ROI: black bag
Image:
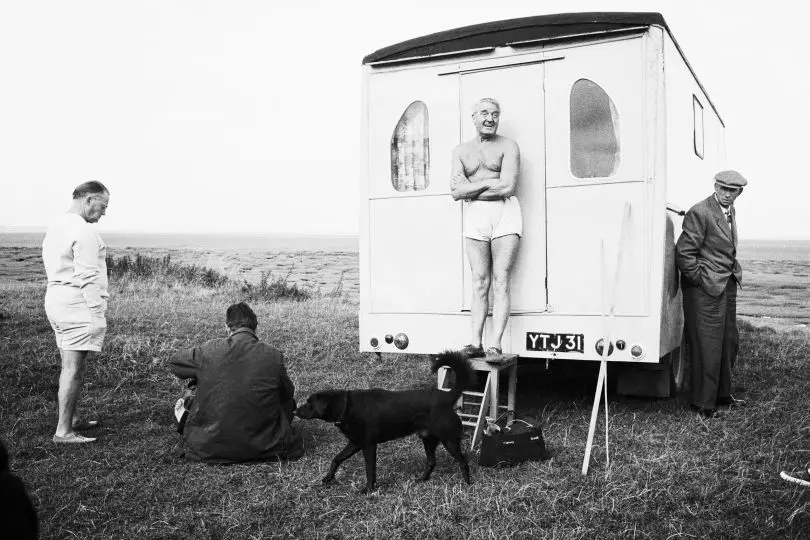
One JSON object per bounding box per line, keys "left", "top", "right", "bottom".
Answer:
{"left": 479, "top": 414, "right": 550, "bottom": 467}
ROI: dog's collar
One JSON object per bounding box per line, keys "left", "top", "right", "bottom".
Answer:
{"left": 333, "top": 391, "right": 350, "bottom": 426}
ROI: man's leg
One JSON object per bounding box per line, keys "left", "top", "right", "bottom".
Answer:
{"left": 465, "top": 238, "right": 492, "bottom": 347}
{"left": 685, "top": 286, "right": 726, "bottom": 410}
{"left": 718, "top": 279, "right": 739, "bottom": 400}
{"left": 490, "top": 234, "right": 520, "bottom": 351}
{"left": 54, "top": 349, "right": 88, "bottom": 438}
{"left": 684, "top": 287, "right": 710, "bottom": 410}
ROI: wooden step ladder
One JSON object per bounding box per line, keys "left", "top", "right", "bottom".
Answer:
{"left": 437, "top": 354, "right": 518, "bottom": 449}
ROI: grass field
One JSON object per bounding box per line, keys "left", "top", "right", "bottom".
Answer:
{"left": 0, "top": 251, "right": 808, "bottom": 538}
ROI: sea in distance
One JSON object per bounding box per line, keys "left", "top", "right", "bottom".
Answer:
{"left": 2, "top": 230, "right": 809, "bottom": 260}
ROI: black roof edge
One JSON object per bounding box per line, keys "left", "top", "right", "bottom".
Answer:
{"left": 362, "top": 12, "right": 668, "bottom": 64}
{"left": 363, "top": 12, "right": 723, "bottom": 126}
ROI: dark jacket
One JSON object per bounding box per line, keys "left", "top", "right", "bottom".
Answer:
{"left": 169, "top": 328, "right": 303, "bottom": 463}
{"left": 675, "top": 194, "right": 742, "bottom": 296}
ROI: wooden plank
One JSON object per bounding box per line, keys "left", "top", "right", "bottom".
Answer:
{"left": 469, "top": 354, "right": 517, "bottom": 370}
{"left": 471, "top": 376, "right": 492, "bottom": 449}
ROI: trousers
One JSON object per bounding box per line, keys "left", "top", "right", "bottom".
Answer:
{"left": 682, "top": 277, "right": 739, "bottom": 410}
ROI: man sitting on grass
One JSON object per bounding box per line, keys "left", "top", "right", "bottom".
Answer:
{"left": 169, "top": 302, "right": 304, "bottom": 463}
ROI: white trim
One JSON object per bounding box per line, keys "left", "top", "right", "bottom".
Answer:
{"left": 437, "top": 56, "right": 564, "bottom": 76}
{"left": 367, "top": 47, "right": 496, "bottom": 66}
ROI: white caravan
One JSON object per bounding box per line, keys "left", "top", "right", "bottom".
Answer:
{"left": 358, "top": 13, "right": 726, "bottom": 396}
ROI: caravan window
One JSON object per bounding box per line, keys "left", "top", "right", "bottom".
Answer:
{"left": 693, "top": 96, "right": 704, "bottom": 159}
{"left": 570, "top": 79, "right": 621, "bottom": 179}
{"left": 391, "top": 101, "right": 430, "bottom": 191}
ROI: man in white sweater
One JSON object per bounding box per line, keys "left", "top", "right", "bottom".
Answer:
{"left": 42, "top": 181, "right": 110, "bottom": 444}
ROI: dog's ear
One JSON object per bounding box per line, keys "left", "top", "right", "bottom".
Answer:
{"left": 313, "top": 396, "right": 329, "bottom": 418}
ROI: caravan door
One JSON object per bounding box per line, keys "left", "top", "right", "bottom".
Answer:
{"left": 544, "top": 38, "right": 649, "bottom": 315}
{"left": 366, "top": 66, "right": 461, "bottom": 313}
{"left": 460, "top": 63, "right": 547, "bottom": 313}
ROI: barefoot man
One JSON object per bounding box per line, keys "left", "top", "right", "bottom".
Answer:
{"left": 451, "top": 98, "right": 521, "bottom": 357}
{"left": 42, "top": 181, "right": 110, "bottom": 443}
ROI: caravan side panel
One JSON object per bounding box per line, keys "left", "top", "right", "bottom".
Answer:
{"left": 664, "top": 34, "right": 726, "bottom": 212}
{"left": 661, "top": 32, "right": 726, "bottom": 354}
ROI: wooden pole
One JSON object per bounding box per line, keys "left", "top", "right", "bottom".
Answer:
{"left": 582, "top": 355, "right": 609, "bottom": 475}
{"left": 604, "top": 352, "right": 610, "bottom": 470}
{"left": 582, "top": 203, "right": 631, "bottom": 476}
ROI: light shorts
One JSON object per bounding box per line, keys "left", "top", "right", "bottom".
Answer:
{"left": 463, "top": 196, "right": 523, "bottom": 241}
{"left": 45, "top": 286, "right": 107, "bottom": 352}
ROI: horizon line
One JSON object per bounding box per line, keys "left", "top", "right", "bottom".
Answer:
{"left": 3, "top": 227, "right": 809, "bottom": 242}
{"left": 0, "top": 226, "right": 359, "bottom": 238}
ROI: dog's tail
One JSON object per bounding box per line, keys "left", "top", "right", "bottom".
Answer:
{"left": 431, "top": 350, "right": 474, "bottom": 402}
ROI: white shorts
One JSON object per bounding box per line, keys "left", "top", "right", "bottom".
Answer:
{"left": 45, "top": 286, "right": 107, "bottom": 352}
{"left": 463, "top": 196, "right": 523, "bottom": 241}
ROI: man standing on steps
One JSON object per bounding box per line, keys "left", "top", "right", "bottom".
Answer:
{"left": 676, "top": 170, "right": 748, "bottom": 419}
{"left": 450, "top": 97, "right": 522, "bottom": 358}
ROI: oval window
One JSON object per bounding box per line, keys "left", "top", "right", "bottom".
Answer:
{"left": 570, "top": 79, "right": 621, "bottom": 179}
{"left": 391, "top": 101, "right": 430, "bottom": 191}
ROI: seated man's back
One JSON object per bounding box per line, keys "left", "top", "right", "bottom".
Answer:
{"left": 170, "top": 303, "right": 304, "bottom": 463}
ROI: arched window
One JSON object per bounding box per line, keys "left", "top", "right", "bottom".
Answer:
{"left": 570, "top": 79, "right": 621, "bottom": 178}
{"left": 391, "top": 101, "right": 430, "bottom": 191}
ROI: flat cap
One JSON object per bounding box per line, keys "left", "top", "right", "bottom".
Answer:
{"left": 714, "top": 170, "right": 747, "bottom": 188}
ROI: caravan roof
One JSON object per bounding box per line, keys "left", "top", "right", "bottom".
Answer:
{"left": 362, "top": 12, "right": 669, "bottom": 64}
{"left": 362, "top": 11, "right": 722, "bottom": 124}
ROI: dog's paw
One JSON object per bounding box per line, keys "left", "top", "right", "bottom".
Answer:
{"left": 321, "top": 475, "right": 336, "bottom": 485}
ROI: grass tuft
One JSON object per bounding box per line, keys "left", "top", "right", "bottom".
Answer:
{"left": 107, "top": 253, "right": 320, "bottom": 302}
{"left": 240, "top": 269, "right": 313, "bottom": 302}
{"left": 107, "top": 253, "right": 229, "bottom": 289}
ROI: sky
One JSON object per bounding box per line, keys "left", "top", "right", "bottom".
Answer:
{"left": 1, "top": 0, "right": 808, "bottom": 239}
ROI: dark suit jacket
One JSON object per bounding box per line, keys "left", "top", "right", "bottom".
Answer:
{"left": 169, "top": 328, "right": 303, "bottom": 463}
{"left": 675, "top": 194, "right": 742, "bottom": 297}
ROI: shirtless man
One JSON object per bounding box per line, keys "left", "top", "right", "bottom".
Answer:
{"left": 451, "top": 98, "right": 521, "bottom": 357}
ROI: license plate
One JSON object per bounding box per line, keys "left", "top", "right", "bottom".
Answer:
{"left": 526, "top": 332, "right": 584, "bottom": 353}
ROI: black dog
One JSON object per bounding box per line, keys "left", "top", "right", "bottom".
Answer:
{"left": 0, "top": 439, "right": 38, "bottom": 540}
{"left": 295, "top": 350, "right": 473, "bottom": 492}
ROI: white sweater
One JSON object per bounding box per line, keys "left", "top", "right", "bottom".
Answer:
{"left": 42, "top": 213, "right": 108, "bottom": 311}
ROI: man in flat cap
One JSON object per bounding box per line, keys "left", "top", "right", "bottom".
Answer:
{"left": 676, "top": 170, "right": 748, "bottom": 418}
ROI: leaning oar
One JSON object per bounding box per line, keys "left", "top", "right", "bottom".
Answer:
{"left": 582, "top": 202, "right": 632, "bottom": 476}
